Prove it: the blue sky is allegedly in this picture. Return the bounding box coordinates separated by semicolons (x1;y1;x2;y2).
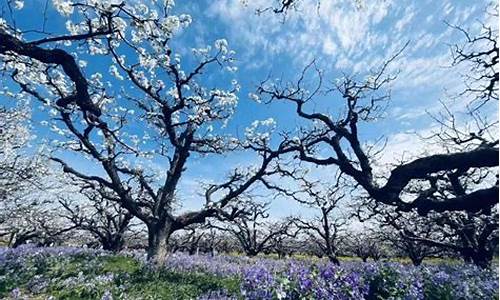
1;0;497;221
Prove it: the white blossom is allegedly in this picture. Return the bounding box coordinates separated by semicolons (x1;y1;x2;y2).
226;66;238;73
65;20;80;35
214;39;229;54
161;16;180;34
90;72;103;87
249;93;261;103
0;18;7;29
245;118;276;144
109;65;124;80
139;54;157;71
179;14;192;26
14;0;24;10
52;0;74;16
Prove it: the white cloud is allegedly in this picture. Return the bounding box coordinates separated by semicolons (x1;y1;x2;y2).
208;0;487;91
395;7;415;32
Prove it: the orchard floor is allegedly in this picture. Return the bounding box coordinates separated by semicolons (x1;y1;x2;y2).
0;246;498;300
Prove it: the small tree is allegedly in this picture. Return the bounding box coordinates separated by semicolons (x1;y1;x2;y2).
291;178;348;265
1;178;77;248
59;182;134;252
0;104;77;247
345;232;386;262
0;104;41;222
268;231;297;259
214;201;296;257
375;214;443;266
402;211;498;268
169;225;206;255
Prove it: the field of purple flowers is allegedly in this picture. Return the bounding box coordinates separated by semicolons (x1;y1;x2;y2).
0;246;498;299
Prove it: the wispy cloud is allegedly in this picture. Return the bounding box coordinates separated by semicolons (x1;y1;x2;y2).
208;0;485;91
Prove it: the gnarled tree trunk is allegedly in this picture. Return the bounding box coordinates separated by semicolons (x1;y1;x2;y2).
101;234;126;252
147;222;173;265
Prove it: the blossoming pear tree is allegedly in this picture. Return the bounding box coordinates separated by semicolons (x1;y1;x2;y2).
0;0;299;263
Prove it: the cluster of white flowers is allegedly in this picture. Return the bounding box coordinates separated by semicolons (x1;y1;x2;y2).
88;40;107;55
171;110;180;124
112;17;128;35
178;14;192;27
136;3;149;14
231;79;240;90
49;108;58;117
158;14;191;38
0;107;31;163
188;104;211;123
139;52;158;72
14;0;24;10
65;20;81;35
245;118;276;144
78;60;87;68
4;60;28;78
157;53;171;68
160;16;180;35
226;65;238;73
131;30;145;44
167;87;179;100
52;0;74;16
133;70;150;88
248;93;261;103
90;72;104;88
49;69;71;95
109;65;124;80
213;89;239;110
214;39;229;54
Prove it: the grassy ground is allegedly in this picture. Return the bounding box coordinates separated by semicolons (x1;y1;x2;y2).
0;253;240;300
2;248;497;299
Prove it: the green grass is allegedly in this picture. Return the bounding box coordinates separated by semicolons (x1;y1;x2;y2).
0;253;241;300
122;269;240;300
99;255;142;274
